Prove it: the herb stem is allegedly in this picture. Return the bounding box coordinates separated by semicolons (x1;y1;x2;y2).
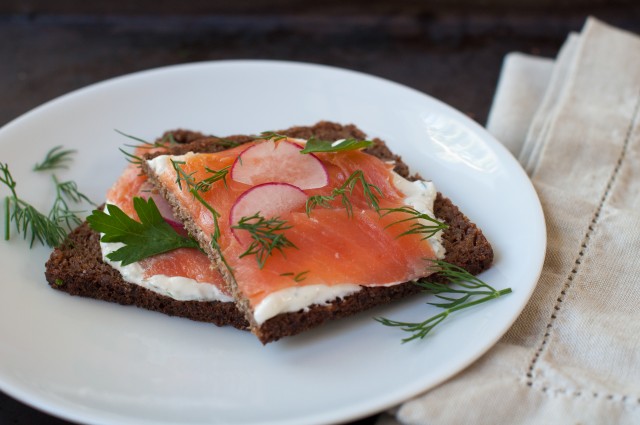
306;169;382;217
4;197;9;241
231;213;297;269
376;260;513;342
299;137;374;154
170;159;234;276
33;146;76;171
381;206;448;240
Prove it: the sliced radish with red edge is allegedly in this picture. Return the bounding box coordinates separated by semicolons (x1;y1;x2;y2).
229;183;307;242
230;139;328;189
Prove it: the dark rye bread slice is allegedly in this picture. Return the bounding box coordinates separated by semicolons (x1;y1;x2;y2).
143;121;493;344
45;222;248;329
44;131;250;330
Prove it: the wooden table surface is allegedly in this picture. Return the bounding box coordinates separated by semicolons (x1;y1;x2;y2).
1;4;639;425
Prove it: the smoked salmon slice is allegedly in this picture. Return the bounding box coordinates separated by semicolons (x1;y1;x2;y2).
145;136;446;335
104;155;230;297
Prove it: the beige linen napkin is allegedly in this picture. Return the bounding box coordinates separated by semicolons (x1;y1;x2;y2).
379;17;640;425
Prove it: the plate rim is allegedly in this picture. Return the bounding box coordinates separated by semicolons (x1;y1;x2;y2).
0;59;546;425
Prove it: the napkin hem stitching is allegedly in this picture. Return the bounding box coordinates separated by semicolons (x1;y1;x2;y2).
525;87;640;398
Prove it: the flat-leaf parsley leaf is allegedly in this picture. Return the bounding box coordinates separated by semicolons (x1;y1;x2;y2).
87;197;200;266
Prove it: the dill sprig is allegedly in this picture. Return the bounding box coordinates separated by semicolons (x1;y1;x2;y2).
300;137;373;154
3;145;95;247
170;160;229;213
2;162;66;247
381;206;449;240
306;169;382;217
193;166;230;191
170;159;234;275
116;130;177;166
33;146;76;171
280;270;310;282
232;212;297;269
259;131;288;141
49;175;96;231
207;137;242;149
376;260;512;343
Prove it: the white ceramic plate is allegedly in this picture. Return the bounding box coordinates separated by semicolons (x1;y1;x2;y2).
0;61;545;425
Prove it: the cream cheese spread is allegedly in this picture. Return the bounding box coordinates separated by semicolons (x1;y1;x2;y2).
99;201;233;303
253;284;362;325
391;173;446;259
251;171;445;325
142;146;445;325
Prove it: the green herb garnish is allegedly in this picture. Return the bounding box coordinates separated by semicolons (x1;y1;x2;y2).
3;150;94;247
376;260;512;342
2;162;67;247
33;146;77;171
208;137;242;149
170;159;234;275
232;212;297;269
300;137;373;154
306;169;382;217
116;130;176;166
87;197;200;266
170;159;228;216
49;175;96;231
293;270;310;282
381;206;449;240
193;166;230;191
259;131;288;142
280;270;310;282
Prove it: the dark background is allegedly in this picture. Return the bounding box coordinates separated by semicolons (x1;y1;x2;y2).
2;1;640;424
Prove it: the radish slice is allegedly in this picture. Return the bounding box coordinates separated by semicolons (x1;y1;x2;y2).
139;182;185;233
230;139;328;189
230;183;307;241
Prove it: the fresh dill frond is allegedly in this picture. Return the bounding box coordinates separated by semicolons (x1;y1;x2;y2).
48;175;96;231
232;212;297;269
194;166;230;191
170;160;229;210
170;159;195;191
115;129;152;146
211;235;234;275
115;130;177;165
33;146;77;171
4;145;95;247
8;198;67;247
214;138;242;148
259;131;288;141
170;159;234;277
294;270;310;282
118;147;145;166
170;160;224;216
280;270;310;282
170;159;222;222
1;162;67;247
376;260;512;343
54;176;96;206
49;184;82;230
306;169;382;217
380;206;449;240
300;137;373;154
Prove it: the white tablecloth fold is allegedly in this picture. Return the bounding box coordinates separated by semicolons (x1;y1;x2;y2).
380;17;640;425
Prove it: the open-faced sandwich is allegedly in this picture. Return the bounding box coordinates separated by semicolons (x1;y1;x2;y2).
44;121;494;344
